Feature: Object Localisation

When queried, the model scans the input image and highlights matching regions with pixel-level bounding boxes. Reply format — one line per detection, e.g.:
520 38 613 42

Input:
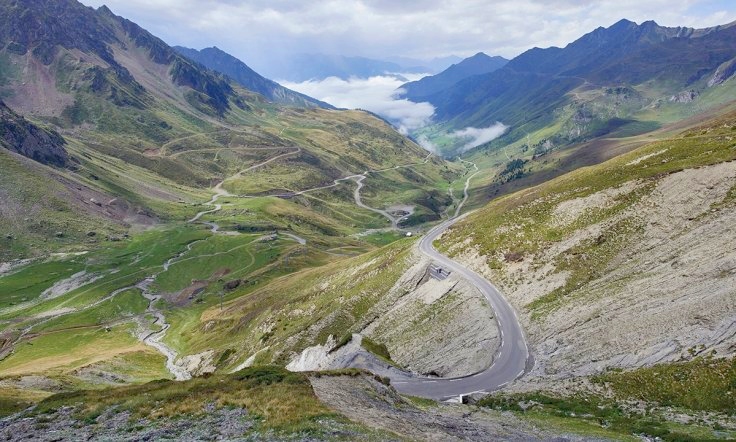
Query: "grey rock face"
0 101 68 167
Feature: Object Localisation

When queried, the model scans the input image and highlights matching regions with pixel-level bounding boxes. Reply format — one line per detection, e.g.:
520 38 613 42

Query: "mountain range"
413 18 736 154
258 53 433 82
386 54 463 74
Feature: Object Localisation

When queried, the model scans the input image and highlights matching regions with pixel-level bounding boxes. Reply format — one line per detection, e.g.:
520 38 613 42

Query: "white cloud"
272 76 510 154
281 75 436 135
416 135 438 153
450 123 509 152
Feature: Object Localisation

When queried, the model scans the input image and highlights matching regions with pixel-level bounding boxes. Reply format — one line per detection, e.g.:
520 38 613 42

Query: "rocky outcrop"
310 374 600 441
708 58 736 87
0 101 68 166
669 89 699 103
176 350 217 377
364 258 499 377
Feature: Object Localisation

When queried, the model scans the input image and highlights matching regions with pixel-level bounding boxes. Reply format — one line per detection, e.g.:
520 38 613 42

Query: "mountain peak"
96 5 114 16
398 51 508 101
566 17 675 52
612 18 636 27
172 46 331 108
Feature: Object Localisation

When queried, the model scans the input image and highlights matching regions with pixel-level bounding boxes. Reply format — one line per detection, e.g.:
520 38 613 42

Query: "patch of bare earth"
4 53 74 117
55 173 159 227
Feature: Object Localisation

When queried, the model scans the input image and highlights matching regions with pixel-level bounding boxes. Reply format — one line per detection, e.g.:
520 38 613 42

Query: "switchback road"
389 162 532 400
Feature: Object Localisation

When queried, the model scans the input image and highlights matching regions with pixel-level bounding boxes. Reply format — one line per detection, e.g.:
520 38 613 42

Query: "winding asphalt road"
388 164 532 400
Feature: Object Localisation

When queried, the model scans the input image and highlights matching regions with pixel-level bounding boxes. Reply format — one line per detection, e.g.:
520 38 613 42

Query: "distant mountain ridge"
260 53 430 82
173 46 332 108
418 18 736 154
386 55 462 74
398 52 508 102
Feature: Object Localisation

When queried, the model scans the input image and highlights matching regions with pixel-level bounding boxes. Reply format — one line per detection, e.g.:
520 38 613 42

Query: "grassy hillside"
0 0 459 265
477 356 735 441
437 109 736 439
166 238 417 369
0 0 466 405
0 366 401 440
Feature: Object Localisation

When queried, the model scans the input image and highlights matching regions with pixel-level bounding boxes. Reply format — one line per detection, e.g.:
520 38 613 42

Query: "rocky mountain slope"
163 238 498 380
0 100 67 166
0 366 603 441
398 52 508 102
440 109 736 388
173 46 332 108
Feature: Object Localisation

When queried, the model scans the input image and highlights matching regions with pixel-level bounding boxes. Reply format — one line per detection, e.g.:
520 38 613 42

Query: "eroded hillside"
441 110 736 385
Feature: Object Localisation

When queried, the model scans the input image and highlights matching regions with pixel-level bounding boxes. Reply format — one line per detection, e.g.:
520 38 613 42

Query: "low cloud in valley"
281 75 436 135
451 123 509 152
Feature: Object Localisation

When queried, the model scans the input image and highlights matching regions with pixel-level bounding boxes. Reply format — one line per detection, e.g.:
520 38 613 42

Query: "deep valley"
0 1 735 440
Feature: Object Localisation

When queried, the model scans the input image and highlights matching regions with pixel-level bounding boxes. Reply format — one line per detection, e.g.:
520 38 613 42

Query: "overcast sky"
80 0 736 72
